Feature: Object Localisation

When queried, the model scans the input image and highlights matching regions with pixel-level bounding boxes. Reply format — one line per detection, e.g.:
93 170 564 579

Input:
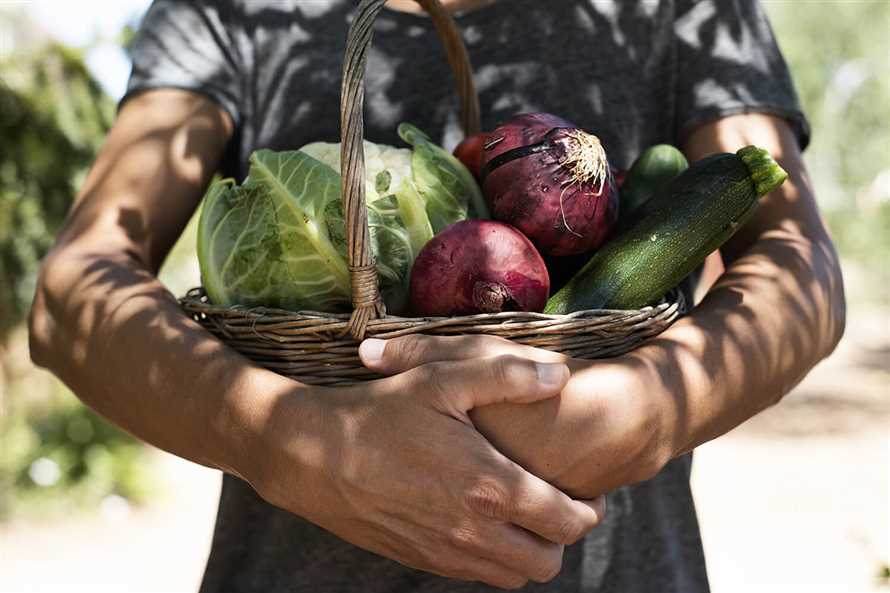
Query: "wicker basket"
179 0 686 386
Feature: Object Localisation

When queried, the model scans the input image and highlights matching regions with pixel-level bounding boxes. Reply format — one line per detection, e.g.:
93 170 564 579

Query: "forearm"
471 115 845 496
29 250 300 479
638 177 845 455
470 358 632 495
474 218 843 495
27 89 303 481
471 349 671 498
644 114 846 455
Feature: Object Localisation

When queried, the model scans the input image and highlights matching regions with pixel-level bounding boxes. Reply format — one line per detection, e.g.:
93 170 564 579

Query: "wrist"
646 361 683 467
213 368 314 485
626 323 707 462
562 357 675 487
609 350 683 470
229 375 349 523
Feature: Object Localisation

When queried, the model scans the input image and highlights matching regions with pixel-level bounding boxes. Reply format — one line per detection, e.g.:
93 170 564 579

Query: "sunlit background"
1 2 888 592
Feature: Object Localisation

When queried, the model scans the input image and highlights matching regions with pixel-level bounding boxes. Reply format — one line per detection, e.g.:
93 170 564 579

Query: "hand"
244 354 607 589
360 334 675 499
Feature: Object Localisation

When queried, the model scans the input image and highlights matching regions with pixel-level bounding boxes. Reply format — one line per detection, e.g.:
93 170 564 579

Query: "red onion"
408 220 550 316
480 112 619 256
452 132 488 183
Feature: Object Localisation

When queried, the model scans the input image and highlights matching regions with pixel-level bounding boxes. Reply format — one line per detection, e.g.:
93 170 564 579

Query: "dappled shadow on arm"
29 92 261 471
622 215 845 454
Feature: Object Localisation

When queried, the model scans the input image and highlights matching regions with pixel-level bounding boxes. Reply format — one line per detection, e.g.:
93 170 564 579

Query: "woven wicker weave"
179 0 685 386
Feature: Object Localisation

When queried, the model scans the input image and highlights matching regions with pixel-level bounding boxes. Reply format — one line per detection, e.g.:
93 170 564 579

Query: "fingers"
448 521 564 585
443 555 530 590
578 495 607 523
402 355 569 412
359 334 566 375
467 465 604 545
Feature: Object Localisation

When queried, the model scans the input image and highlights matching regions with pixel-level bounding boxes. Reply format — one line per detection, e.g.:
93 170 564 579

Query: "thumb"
420 355 570 415
359 334 565 376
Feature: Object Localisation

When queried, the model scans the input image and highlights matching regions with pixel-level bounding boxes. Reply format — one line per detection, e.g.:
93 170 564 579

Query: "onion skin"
408 220 550 316
481 113 619 256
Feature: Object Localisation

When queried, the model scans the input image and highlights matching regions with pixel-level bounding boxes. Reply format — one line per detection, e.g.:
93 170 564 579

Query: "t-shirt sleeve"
673 0 810 150
122 0 242 126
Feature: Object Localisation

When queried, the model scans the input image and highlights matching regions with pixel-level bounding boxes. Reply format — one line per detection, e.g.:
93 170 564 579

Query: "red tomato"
452 132 488 183
611 167 628 191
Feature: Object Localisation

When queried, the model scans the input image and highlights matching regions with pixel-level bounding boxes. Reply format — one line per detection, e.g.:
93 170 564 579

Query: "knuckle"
447 524 478 551
555 515 587 545
421 362 453 402
393 334 427 366
465 479 512 520
473 333 512 353
491 354 527 388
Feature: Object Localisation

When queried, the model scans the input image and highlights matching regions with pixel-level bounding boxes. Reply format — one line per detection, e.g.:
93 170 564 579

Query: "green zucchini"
619 144 689 220
544 146 787 313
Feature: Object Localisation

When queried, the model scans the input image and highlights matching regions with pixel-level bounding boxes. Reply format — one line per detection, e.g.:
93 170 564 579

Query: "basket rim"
180 286 686 325
179 286 686 384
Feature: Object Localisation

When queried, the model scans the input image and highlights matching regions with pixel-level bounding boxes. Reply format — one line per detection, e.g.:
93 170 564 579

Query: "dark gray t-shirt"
125 1 807 592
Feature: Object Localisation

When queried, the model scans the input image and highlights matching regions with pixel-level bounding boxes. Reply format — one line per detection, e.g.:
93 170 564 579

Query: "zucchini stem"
737 145 788 197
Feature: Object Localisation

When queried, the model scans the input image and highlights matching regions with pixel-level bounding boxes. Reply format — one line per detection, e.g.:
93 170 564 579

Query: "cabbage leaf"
398 123 489 224
197 125 479 313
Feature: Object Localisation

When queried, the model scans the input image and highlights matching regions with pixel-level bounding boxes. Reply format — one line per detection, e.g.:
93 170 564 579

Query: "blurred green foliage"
0 33 144 520
766 1 890 301
0 382 152 520
0 43 114 337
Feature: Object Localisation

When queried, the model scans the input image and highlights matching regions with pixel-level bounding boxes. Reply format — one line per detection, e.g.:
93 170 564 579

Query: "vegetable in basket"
618 144 688 221
480 112 619 256
452 131 488 183
545 145 788 314
408 220 550 316
196 124 484 314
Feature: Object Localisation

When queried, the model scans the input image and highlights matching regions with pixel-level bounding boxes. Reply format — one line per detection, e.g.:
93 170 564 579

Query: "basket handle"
339 0 481 339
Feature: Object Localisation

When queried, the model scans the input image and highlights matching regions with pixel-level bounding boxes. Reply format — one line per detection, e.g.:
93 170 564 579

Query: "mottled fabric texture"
125 1 807 591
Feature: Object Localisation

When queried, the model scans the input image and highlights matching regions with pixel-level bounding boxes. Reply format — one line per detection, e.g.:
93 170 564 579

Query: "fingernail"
536 362 567 388
359 338 387 366
593 495 607 520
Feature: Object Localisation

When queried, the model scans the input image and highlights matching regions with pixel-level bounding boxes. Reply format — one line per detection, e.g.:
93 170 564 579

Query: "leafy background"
0 2 887 584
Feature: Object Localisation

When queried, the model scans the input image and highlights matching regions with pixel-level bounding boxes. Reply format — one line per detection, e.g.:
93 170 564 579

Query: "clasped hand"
363 334 676 499
246 334 672 589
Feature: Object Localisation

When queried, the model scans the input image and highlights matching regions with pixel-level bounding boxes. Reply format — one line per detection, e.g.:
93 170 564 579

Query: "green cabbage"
196 124 485 314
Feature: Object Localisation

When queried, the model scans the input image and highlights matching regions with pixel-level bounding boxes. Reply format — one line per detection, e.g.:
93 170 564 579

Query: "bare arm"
30 89 604 588
362 114 846 497
28 89 267 477
641 113 845 454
